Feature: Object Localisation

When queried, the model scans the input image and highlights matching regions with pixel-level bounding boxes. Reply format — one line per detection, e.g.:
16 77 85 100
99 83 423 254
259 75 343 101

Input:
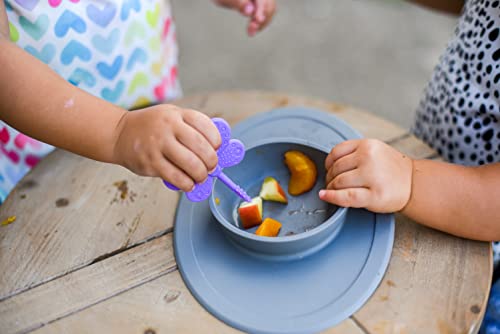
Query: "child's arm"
407 0 464 14
320 139 500 241
0 8 220 192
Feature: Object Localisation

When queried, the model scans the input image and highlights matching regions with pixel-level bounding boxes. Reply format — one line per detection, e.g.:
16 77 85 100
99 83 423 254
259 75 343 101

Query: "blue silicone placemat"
173 107 395 333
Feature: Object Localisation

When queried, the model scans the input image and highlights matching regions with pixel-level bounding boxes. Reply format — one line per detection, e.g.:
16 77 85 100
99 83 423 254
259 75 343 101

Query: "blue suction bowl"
209 138 348 261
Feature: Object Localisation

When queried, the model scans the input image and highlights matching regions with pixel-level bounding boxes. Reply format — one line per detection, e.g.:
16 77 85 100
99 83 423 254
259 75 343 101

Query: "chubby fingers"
326 153 358 185
182 109 221 149
319 188 371 208
327 169 365 190
253 0 267 23
176 123 218 172
325 139 360 170
162 140 209 185
248 0 276 36
155 156 194 192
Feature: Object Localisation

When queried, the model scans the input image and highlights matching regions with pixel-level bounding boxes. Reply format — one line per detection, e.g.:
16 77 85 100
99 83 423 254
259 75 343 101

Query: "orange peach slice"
284 150 318 196
255 218 282 237
238 197 263 229
259 177 288 204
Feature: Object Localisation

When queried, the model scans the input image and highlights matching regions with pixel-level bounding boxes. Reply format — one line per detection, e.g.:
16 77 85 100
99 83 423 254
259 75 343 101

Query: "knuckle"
332 175 343 189
191 163 208 183
347 189 358 202
207 151 218 170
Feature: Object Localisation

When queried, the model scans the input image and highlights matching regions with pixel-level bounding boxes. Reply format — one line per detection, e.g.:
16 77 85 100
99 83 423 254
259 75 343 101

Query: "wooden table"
0 91 492 334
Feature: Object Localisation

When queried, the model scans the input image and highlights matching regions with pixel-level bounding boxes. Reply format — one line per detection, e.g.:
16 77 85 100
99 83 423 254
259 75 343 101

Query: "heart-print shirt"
0 0 181 202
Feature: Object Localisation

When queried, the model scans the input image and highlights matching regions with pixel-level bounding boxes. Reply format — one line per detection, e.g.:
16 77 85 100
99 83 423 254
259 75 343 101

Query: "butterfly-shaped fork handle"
163 118 251 202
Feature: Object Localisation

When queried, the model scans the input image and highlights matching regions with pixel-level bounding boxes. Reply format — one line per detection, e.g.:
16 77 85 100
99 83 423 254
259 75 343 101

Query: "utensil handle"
217 172 252 202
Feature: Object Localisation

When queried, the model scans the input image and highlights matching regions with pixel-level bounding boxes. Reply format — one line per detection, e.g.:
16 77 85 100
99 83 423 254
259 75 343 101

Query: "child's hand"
319 139 413 213
214 0 276 36
112 105 221 192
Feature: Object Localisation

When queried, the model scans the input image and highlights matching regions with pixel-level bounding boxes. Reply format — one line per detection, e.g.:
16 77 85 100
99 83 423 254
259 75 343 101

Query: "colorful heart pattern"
1 0 181 202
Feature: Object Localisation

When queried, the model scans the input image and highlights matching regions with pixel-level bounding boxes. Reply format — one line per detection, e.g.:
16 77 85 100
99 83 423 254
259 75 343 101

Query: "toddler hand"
112 105 221 192
319 139 413 213
214 0 276 36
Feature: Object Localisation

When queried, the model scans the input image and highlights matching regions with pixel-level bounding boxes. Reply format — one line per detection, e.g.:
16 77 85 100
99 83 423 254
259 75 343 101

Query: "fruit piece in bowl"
238 196 263 229
255 218 282 237
259 177 288 204
284 150 318 196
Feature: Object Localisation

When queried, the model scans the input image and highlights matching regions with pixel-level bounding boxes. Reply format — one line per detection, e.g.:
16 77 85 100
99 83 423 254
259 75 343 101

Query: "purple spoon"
164 118 252 203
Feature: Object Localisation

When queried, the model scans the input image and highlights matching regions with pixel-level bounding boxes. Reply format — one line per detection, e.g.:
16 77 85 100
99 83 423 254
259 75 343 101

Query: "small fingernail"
319 190 326 198
208 167 217 174
190 184 196 192
244 3 253 15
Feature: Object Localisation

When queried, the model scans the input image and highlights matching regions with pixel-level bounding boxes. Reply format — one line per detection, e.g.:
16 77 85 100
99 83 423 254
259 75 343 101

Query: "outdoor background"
171 0 458 128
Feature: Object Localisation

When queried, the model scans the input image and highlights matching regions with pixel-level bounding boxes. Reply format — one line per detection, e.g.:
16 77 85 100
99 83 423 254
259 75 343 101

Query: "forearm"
407 0 464 14
402 160 500 241
0 38 126 163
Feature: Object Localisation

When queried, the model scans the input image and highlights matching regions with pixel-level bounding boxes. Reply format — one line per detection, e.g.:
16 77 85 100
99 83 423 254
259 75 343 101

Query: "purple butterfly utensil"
163 118 252 203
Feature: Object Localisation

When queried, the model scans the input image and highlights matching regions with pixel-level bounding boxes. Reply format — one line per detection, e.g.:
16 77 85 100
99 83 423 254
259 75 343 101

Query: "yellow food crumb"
215 197 220 205
1 216 16 226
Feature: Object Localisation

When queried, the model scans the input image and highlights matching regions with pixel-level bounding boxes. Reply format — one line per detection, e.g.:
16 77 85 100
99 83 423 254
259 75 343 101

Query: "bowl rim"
209 137 348 244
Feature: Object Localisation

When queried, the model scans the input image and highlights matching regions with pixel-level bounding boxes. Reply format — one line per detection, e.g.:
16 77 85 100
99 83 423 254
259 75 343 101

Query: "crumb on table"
1 216 16 226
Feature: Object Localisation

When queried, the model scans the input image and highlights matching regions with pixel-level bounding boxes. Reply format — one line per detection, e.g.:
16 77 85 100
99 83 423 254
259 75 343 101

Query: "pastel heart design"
14 134 41 150
86 3 117 28
25 155 41 168
146 3 160 28
1 146 20 164
5 165 26 186
9 22 19 42
60 40 91 65
151 62 162 75
170 66 177 84
14 0 39 11
128 72 149 94
125 21 146 46
120 0 141 21
19 14 49 41
162 18 171 40
25 44 56 64
126 48 147 71
54 10 86 38
149 36 160 52
154 77 168 101
0 127 10 144
92 28 120 55
132 96 150 109
49 0 80 8
101 80 125 103
68 68 96 87
97 55 123 80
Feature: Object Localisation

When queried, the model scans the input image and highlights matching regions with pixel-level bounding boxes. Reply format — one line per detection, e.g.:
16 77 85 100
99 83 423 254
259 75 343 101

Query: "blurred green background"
171 0 457 128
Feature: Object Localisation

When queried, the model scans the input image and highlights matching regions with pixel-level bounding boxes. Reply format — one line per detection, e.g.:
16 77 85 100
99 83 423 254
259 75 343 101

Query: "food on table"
259 177 288 204
255 218 282 237
284 150 318 195
238 196 263 229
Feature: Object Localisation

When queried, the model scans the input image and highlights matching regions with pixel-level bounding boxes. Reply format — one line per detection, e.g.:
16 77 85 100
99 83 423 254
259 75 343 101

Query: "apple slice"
259 177 288 204
255 218 282 237
238 197 263 229
284 150 318 196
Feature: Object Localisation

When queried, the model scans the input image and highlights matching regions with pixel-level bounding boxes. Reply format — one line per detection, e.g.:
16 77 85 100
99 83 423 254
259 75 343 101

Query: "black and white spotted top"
413 0 500 166
412 0 500 266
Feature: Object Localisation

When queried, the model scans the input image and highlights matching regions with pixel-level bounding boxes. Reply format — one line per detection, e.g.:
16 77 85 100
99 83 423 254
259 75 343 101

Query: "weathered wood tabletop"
0 91 492 334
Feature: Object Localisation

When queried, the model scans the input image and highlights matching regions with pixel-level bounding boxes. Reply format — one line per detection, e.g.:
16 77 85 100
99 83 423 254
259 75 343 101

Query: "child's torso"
0 0 182 202
5 0 181 108
414 0 500 166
